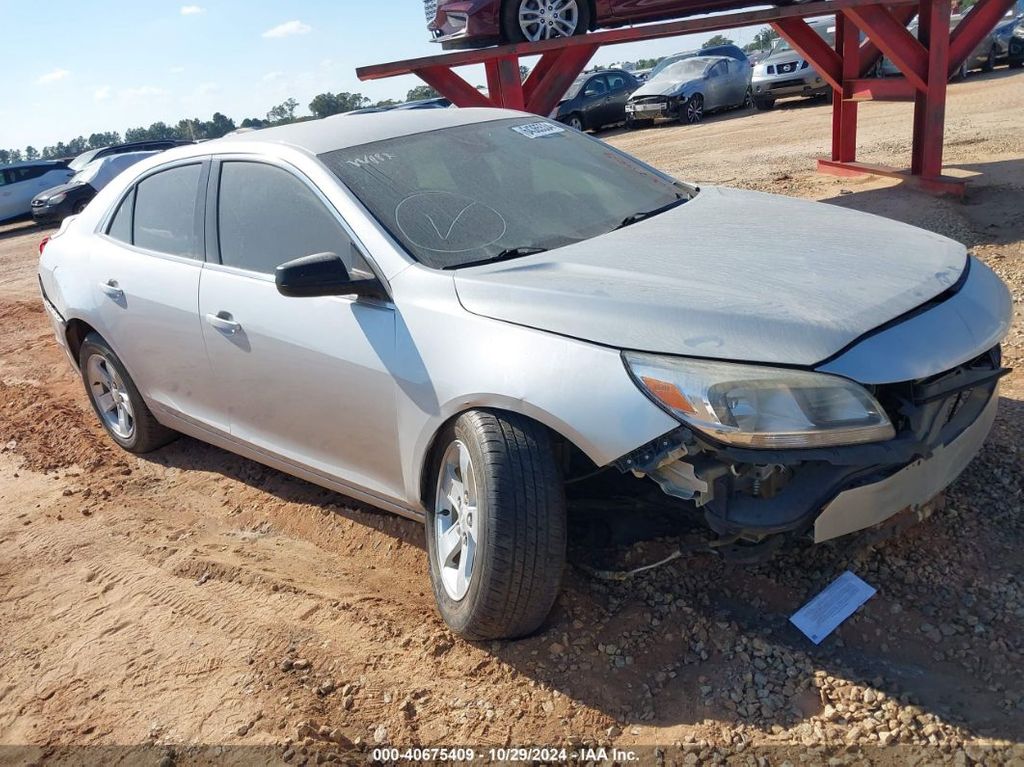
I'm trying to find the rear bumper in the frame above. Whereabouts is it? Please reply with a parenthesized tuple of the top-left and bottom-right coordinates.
(40, 286, 76, 368)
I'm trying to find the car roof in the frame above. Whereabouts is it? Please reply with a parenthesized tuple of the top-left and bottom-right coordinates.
(0, 159, 68, 171)
(216, 108, 517, 155)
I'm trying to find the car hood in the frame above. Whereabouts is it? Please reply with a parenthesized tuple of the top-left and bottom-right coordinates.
(33, 182, 88, 203)
(453, 186, 967, 367)
(630, 77, 698, 98)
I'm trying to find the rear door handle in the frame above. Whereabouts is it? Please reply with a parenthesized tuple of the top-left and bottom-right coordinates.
(99, 280, 124, 299)
(205, 311, 241, 334)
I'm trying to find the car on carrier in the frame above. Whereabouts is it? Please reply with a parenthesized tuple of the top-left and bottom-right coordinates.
(38, 109, 1012, 640)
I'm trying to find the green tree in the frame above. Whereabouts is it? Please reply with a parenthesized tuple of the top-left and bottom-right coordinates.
(702, 34, 734, 48)
(267, 98, 299, 124)
(406, 85, 440, 102)
(24, 146, 39, 160)
(309, 92, 370, 119)
(746, 27, 780, 52)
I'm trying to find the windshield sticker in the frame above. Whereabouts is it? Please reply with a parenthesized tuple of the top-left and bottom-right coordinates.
(345, 152, 397, 169)
(511, 122, 566, 139)
(395, 191, 507, 254)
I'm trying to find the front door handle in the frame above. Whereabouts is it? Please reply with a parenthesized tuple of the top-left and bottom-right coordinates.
(205, 311, 241, 334)
(99, 280, 124, 299)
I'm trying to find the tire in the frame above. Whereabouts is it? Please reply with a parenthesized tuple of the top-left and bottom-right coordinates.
(684, 93, 704, 124)
(79, 333, 177, 453)
(742, 87, 753, 109)
(425, 410, 566, 640)
(981, 46, 996, 72)
(1010, 60, 1024, 69)
(566, 113, 585, 131)
(753, 96, 775, 111)
(955, 61, 969, 80)
(501, 0, 591, 44)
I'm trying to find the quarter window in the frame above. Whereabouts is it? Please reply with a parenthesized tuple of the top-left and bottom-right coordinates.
(107, 190, 134, 244)
(216, 162, 357, 275)
(132, 164, 203, 259)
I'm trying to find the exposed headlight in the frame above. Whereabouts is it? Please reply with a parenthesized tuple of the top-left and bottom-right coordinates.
(753, 64, 766, 76)
(48, 192, 67, 205)
(1014, 26, 1024, 39)
(624, 353, 895, 449)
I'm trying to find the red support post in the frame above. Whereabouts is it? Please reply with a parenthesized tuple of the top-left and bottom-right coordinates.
(856, 5, 918, 76)
(831, 13, 860, 163)
(485, 56, 526, 111)
(911, 0, 951, 177)
(417, 66, 493, 108)
(523, 45, 599, 115)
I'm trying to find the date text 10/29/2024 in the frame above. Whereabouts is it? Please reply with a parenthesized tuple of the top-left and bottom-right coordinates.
(370, 747, 640, 763)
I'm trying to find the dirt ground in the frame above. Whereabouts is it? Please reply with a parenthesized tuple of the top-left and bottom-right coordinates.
(1, 69, 1022, 766)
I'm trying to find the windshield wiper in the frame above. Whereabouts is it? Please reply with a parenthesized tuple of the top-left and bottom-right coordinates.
(615, 196, 689, 230)
(445, 247, 548, 270)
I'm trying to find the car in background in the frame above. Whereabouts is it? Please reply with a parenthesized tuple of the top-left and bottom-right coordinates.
(1006, 15, 1024, 67)
(875, 14, 1007, 78)
(344, 97, 453, 116)
(553, 69, 640, 131)
(648, 44, 750, 79)
(68, 139, 193, 173)
(632, 68, 652, 82)
(0, 161, 74, 223)
(31, 152, 158, 225)
(428, 0, 803, 48)
(626, 55, 751, 126)
(751, 23, 832, 109)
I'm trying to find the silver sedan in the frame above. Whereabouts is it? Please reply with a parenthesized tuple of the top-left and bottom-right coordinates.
(38, 109, 1012, 639)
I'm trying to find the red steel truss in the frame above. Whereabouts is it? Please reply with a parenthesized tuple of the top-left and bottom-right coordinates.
(357, 0, 1016, 196)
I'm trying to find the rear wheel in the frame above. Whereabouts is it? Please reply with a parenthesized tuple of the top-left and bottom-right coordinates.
(502, 0, 591, 44)
(79, 333, 177, 453)
(981, 46, 996, 72)
(425, 410, 566, 640)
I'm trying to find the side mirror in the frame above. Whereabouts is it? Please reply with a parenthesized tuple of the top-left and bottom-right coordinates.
(275, 252, 386, 300)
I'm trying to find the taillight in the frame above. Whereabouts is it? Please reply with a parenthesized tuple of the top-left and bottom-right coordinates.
(39, 237, 51, 255)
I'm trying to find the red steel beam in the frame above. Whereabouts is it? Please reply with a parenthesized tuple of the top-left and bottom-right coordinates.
(773, 17, 844, 90)
(521, 50, 563, 104)
(844, 76, 916, 100)
(856, 5, 919, 76)
(911, 0, 951, 176)
(416, 66, 493, 108)
(947, 0, 1017, 77)
(357, 0, 914, 81)
(524, 45, 599, 115)
(844, 4, 929, 91)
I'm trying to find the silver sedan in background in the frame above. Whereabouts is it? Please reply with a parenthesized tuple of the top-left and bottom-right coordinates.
(38, 110, 1012, 639)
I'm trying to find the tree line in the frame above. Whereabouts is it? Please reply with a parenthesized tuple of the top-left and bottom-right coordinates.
(0, 85, 442, 166)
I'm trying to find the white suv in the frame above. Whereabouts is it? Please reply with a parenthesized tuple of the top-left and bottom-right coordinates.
(0, 161, 74, 223)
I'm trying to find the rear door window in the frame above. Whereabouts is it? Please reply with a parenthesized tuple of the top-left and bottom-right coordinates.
(107, 190, 134, 244)
(132, 164, 203, 259)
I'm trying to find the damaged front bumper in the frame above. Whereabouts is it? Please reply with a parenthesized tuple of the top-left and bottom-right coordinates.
(617, 347, 1007, 549)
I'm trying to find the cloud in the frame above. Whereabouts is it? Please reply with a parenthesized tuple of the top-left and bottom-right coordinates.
(180, 5, 205, 14)
(169, 66, 186, 74)
(262, 71, 284, 82)
(261, 20, 311, 38)
(195, 82, 219, 95)
(36, 68, 71, 85)
(122, 85, 168, 100)
(94, 86, 112, 102)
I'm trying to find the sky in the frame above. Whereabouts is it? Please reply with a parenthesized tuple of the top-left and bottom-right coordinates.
(1, 1, 773, 151)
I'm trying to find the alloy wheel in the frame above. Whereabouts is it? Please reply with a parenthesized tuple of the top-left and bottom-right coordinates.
(518, 0, 580, 42)
(86, 353, 135, 440)
(568, 115, 584, 131)
(433, 440, 479, 601)
(686, 94, 704, 124)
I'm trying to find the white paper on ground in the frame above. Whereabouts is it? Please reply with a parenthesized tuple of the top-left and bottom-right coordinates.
(790, 571, 877, 645)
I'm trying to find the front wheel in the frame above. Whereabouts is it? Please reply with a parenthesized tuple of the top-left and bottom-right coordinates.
(684, 94, 704, 124)
(566, 113, 585, 131)
(425, 410, 566, 640)
(79, 333, 177, 453)
(501, 0, 591, 44)
(981, 46, 996, 72)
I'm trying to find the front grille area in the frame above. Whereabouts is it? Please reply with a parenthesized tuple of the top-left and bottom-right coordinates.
(775, 62, 799, 74)
(771, 79, 806, 89)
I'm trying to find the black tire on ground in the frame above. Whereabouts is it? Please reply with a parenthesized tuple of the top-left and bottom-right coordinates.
(501, 0, 592, 44)
(684, 93, 704, 123)
(425, 410, 566, 641)
(753, 96, 775, 111)
(566, 113, 585, 131)
(78, 332, 178, 453)
(1010, 60, 1024, 69)
(981, 46, 996, 72)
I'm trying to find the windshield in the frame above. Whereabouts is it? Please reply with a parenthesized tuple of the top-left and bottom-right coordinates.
(321, 117, 689, 269)
(68, 151, 100, 172)
(652, 59, 709, 81)
(771, 28, 834, 53)
(649, 53, 690, 78)
(70, 162, 102, 186)
(563, 74, 589, 100)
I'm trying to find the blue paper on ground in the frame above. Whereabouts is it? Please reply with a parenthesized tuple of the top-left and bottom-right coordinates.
(790, 571, 877, 644)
